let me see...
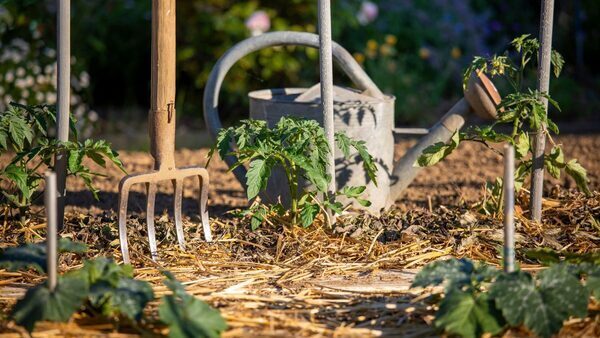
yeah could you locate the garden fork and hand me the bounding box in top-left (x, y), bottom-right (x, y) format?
top-left (118, 0), bottom-right (212, 264)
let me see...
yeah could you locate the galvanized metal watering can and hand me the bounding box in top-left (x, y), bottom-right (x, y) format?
top-left (203, 31), bottom-right (499, 213)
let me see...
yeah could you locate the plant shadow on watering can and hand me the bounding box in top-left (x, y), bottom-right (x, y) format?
top-left (203, 31), bottom-right (501, 215)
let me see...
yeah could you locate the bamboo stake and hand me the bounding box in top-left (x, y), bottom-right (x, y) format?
top-left (55, 0), bottom-right (70, 230)
top-left (318, 0), bottom-right (336, 225)
top-left (45, 172), bottom-right (58, 291)
top-left (503, 145), bottom-right (515, 273)
top-left (530, 0), bottom-right (555, 222)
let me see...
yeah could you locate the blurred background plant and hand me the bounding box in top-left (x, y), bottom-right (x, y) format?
top-left (0, 0), bottom-right (598, 143)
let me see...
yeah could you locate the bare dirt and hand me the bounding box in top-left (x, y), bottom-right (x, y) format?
top-left (61, 134), bottom-right (600, 217)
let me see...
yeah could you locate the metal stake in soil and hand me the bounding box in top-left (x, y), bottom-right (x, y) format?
top-left (45, 171), bottom-right (58, 291)
top-left (503, 145), bottom-right (515, 273)
top-left (55, 0), bottom-right (70, 230)
top-left (530, 0), bottom-right (555, 222)
top-left (318, 0), bottom-right (336, 224)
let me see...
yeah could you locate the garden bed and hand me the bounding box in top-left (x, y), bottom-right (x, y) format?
top-left (1, 135), bottom-right (599, 337)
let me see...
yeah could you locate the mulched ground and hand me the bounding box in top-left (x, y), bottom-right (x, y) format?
top-left (0, 134), bottom-right (599, 337)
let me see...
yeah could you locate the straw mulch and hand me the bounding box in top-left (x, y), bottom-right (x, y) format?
top-left (0, 190), bottom-right (599, 337)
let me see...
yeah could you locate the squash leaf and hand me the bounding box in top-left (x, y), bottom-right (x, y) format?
top-left (11, 275), bottom-right (88, 332)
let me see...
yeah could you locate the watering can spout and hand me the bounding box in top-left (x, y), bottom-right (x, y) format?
top-left (387, 72), bottom-right (501, 205)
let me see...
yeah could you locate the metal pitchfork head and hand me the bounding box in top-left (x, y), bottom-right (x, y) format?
top-left (118, 0), bottom-right (212, 264)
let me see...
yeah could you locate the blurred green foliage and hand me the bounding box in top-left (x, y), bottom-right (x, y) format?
top-left (0, 0), bottom-right (598, 128)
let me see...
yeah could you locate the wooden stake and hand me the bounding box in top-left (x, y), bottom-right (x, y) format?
top-left (318, 0), bottom-right (336, 225)
top-left (45, 172), bottom-right (58, 291)
top-left (503, 145), bottom-right (515, 273)
top-left (530, 0), bottom-right (555, 222)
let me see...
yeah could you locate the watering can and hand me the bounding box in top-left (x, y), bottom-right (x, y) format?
top-left (203, 31), bottom-right (500, 213)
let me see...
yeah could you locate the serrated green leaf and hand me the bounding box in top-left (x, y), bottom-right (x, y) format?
top-left (339, 186), bottom-right (366, 198)
top-left (490, 265), bottom-right (589, 338)
top-left (300, 204), bottom-right (320, 227)
top-left (250, 206), bottom-right (266, 230)
top-left (514, 132), bottom-right (529, 159)
top-left (551, 50), bottom-right (564, 78)
top-left (11, 275), bottom-right (88, 332)
top-left (565, 159), bottom-right (591, 196)
top-left (435, 290), bottom-right (504, 338)
top-left (415, 131), bottom-right (460, 168)
top-left (246, 158), bottom-right (270, 200)
top-left (3, 164), bottom-right (29, 197)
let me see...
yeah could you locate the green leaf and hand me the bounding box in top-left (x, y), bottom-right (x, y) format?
top-left (77, 257), bottom-right (133, 286)
top-left (411, 258), bottom-right (498, 291)
top-left (159, 271), bottom-right (227, 338)
top-left (435, 290), bottom-right (504, 338)
top-left (250, 206), bottom-right (266, 230)
top-left (514, 132), bottom-right (529, 159)
top-left (490, 265), bottom-right (589, 338)
top-left (0, 239), bottom-right (87, 273)
top-left (0, 132), bottom-right (7, 150)
top-left (339, 186), bottom-right (366, 198)
top-left (415, 131), bottom-right (460, 167)
top-left (3, 164), bottom-right (29, 197)
top-left (245, 158), bottom-right (270, 200)
top-left (88, 278), bottom-right (154, 320)
top-left (565, 159), bottom-right (591, 196)
top-left (551, 50), bottom-right (565, 78)
top-left (299, 204), bottom-right (320, 227)
top-left (11, 275), bottom-right (88, 332)
top-left (335, 132), bottom-right (352, 158)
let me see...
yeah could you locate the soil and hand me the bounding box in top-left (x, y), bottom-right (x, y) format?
top-left (58, 133), bottom-right (600, 217)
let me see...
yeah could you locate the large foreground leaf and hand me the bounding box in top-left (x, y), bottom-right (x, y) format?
top-left (11, 275), bottom-right (88, 332)
top-left (435, 290), bottom-right (504, 338)
top-left (490, 265), bottom-right (589, 338)
top-left (159, 271), bottom-right (227, 338)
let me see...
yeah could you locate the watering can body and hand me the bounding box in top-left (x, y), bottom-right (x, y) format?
top-left (248, 86), bottom-right (395, 211)
top-left (203, 31), bottom-right (499, 214)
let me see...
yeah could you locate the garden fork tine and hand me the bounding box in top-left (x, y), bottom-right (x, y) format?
top-left (117, 0), bottom-right (212, 264)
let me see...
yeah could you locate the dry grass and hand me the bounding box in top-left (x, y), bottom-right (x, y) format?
top-left (0, 190), bottom-right (598, 337)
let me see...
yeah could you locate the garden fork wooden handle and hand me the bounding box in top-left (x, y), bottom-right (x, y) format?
top-left (149, 0), bottom-right (176, 171)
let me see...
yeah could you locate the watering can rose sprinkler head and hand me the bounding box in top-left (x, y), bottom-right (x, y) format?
top-left (464, 72), bottom-right (501, 120)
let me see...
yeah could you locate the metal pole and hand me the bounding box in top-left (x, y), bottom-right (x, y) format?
top-left (55, 0), bottom-right (70, 230)
top-left (318, 0), bottom-right (336, 224)
top-left (503, 145), bottom-right (515, 273)
top-left (530, 0), bottom-right (554, 222)
top-left (45, 172), bottom-right (58, 291)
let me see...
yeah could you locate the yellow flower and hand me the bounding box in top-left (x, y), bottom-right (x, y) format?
top-left (385, 34), bottom-right (397, 46)
top-left (367, 39), bottom-right (378, 52)
top-left (379, 44), bottom-right (392, 56)
top-left (354, 52), bottom-right (365, 64)
top-left (451, 47), bottom-right (461, 59)
top-left (418, 47), bottom-right (431, 60)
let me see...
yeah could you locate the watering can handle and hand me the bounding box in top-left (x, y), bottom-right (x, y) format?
top-left (203, 31), bottom-right (384, 190)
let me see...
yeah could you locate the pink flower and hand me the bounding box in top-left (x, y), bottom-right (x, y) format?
top-left (357, 1), bottom-right (378, 25)
top-left (245, 10), bottom-right (270, 36)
